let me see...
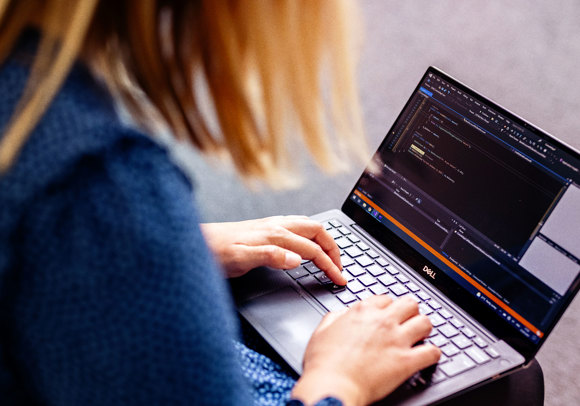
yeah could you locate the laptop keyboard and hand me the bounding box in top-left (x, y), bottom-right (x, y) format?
top-left (285, 219), bottom-right (501, 386)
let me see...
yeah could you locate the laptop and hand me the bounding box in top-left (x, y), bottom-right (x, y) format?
top-left (230, 66), bottom-right (580, 405)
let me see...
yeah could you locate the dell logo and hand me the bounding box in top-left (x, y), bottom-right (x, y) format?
top-left (422, 265), bottom-right (436, 279)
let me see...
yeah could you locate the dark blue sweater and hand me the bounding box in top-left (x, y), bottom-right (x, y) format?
top-left (0, 40), bottom-right (254, 405)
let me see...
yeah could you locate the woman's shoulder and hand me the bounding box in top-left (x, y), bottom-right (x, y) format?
top-left (0, 57), bottom-right (193, 259)
top-left (1, 56), bottom-right (175, 202)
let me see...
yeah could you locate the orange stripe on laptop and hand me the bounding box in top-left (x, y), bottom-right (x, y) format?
top-left (353, 189), bottom-right (544, 338)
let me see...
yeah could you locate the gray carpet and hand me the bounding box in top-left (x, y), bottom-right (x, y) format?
top-left (174, 1), bottom-right (580, 404)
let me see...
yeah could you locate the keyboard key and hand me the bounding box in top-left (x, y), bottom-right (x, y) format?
top-left (358, 274), bottom-right (377, 287)
top-left (343, 271), bottom-right (355, 282)
top-left (367, 249), bottom-right (379, 259)
top-left (337, 290), bottom-right (357, 304)
top-left (429, 313), bottom-right (446, 327)
top-left (335, 237), bottom-right (353, 249)
top-left (430, 334), bottom-right (448, 347)
top-left (357, 290), bottom-right (374, 301)
top-left (428, 368), bottom-right (447, 384)
top-left (355, 255), bottom-right (374, 268)
top-left (440, 353), bottom-right (476, 377)
top-left (329, 220), bottom-right (342, 228)
top-left (287, 267), bottom-right (309, 279)
top-left (407, 372), bottom-right (427, 388)
top-left (386, 265), bottom-right (399, 275)
top-left (329, 284), bottom-right (347, 293)
top-left (451, 335), bottom-right (472, 350)
top-left (323, 221), bottom-right (334, 230)
top-left (298, 276), bottom-right (345, 312)
top-left (340, 255), bottom-right (355, 267)
top-left (345, 246), bottom-right (363, 258)
top-left (389, 283), bottom-right (409, 296)
top-left (327, 228), bottom-right (342, 239)
top-left (396, 274), bottom-right (410, 284)
top-left (370, 284), bottom-right (388, 295)
top-left (357, 242), bottom-right (370, 251)
top-left (378, 274), bottom-right (397, 286)
top-left (428, 300), bottom-right (442, 310)
top-left (485, 347), bottom-right (500, 359)
top-left (315, 272), bottom-right (332, 285)
top-left (297, 274), bottom-right (317, 289)
top-left (439, 309), bottom-right (453, 319)
top-left (407, 282), bottom-right (420, 292)
top-left (465, 347), bottom-right (491, 365)
top-left (473, 337), bottom-right (487, 348)
top-left (337, 226), bottom-right (350, 235)
top-left (319, 295), bottom-right (348, 312)
top-left (462, 327), bottom-right (476, 339)
top-left (347, 264), bottom-right (366, 277)
top-left (347, 280), bottom-right (365, 294)
top-left (376, 257), bottom-right (389, 267)
top-left (417, 291), bottom-right (430, 301)
top-left (419, 303), bottom-right (433, 315)
top-left (347, 234), bottom-right (360, 243)
top-left (441, 343), bottom-right (460, 357)
top-left (367, 264), bottom-right (386, 277)
top-left (304, 262), bottom-right (320, 274)
top-left (450, 318), bottom-right (464, 329)
top-left (439, 324), bottom-right (459, 338)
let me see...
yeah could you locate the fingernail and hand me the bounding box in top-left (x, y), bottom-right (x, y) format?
top-left (284, 252), bottom-right (302, 268)
top-left (338, 270), bottom-right (348, 285)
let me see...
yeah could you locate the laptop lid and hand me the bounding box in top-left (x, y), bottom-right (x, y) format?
top-left (342, 66), bottom-right (580, 362)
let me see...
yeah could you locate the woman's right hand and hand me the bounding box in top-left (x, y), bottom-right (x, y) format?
top-left (291, 295), bottom-right (441, 406)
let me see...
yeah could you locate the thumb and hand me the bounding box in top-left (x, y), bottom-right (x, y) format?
top-left (317, 308), bottom-right (348, 331)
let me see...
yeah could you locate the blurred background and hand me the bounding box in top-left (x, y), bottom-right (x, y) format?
top-left (177, 1), bottom-right (580, 404)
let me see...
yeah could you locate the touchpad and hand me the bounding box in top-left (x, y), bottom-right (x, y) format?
top-left (239, 286), bottom-right (324, 373)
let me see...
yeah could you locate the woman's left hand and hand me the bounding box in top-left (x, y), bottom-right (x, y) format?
top-left (201, 216), bottom-right (346, 284)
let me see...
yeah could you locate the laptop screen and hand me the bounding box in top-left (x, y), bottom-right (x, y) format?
top-left (343, 67), bottom-right (580, 358)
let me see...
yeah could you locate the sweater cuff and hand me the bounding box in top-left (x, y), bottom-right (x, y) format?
top-left (286, 397), bottom-right (343, 406)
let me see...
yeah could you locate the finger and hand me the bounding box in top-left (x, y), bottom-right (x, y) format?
top-left (276, 218), bottom-right (343, 271)
top-left (319, 262), bottom-right (347, 286)
top-left (405, 344), bottom-right (442, 372)
top-left (233, 244), bottom-right (302, 271)
top-left (281, 237), bottom-right (343, 284)
top-left (317, 308), bottom-right (348, 331)
top-left (399, 314), bottom-right (434, 344)
top-left (268, 215), bottom-right (310, 222)
top-left (284, 227), bottom-right (344, 284)
top-left (267, 229), bottom-right (345, 285)
top-left (385, 296), bottom-right (420, 324)
top-left (308, 226), bottom-right (342, 271)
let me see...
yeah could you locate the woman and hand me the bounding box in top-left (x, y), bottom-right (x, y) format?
top-left (0, 1), bottom-right (471, 405)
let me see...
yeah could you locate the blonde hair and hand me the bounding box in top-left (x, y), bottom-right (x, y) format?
top-left (0, 0), bottom-right (366, 185)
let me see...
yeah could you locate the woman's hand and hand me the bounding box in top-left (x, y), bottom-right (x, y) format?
top-left (200, 216), bottom-right (346, 284)
top-left (291, 295), bottom-right (441, 406)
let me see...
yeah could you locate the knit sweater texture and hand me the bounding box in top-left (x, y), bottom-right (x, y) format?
top-left (0, 35), bottom-right (258, 405)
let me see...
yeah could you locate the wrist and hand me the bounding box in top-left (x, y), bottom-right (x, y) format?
top-left (291, 369), bottom-right (363, 406)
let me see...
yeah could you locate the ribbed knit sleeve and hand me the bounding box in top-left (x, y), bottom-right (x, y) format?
top-left (4, 135), bottom-right (253, 405)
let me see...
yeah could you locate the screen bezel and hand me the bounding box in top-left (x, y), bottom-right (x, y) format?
top-left (342, 66), bottom-right (580, 362)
